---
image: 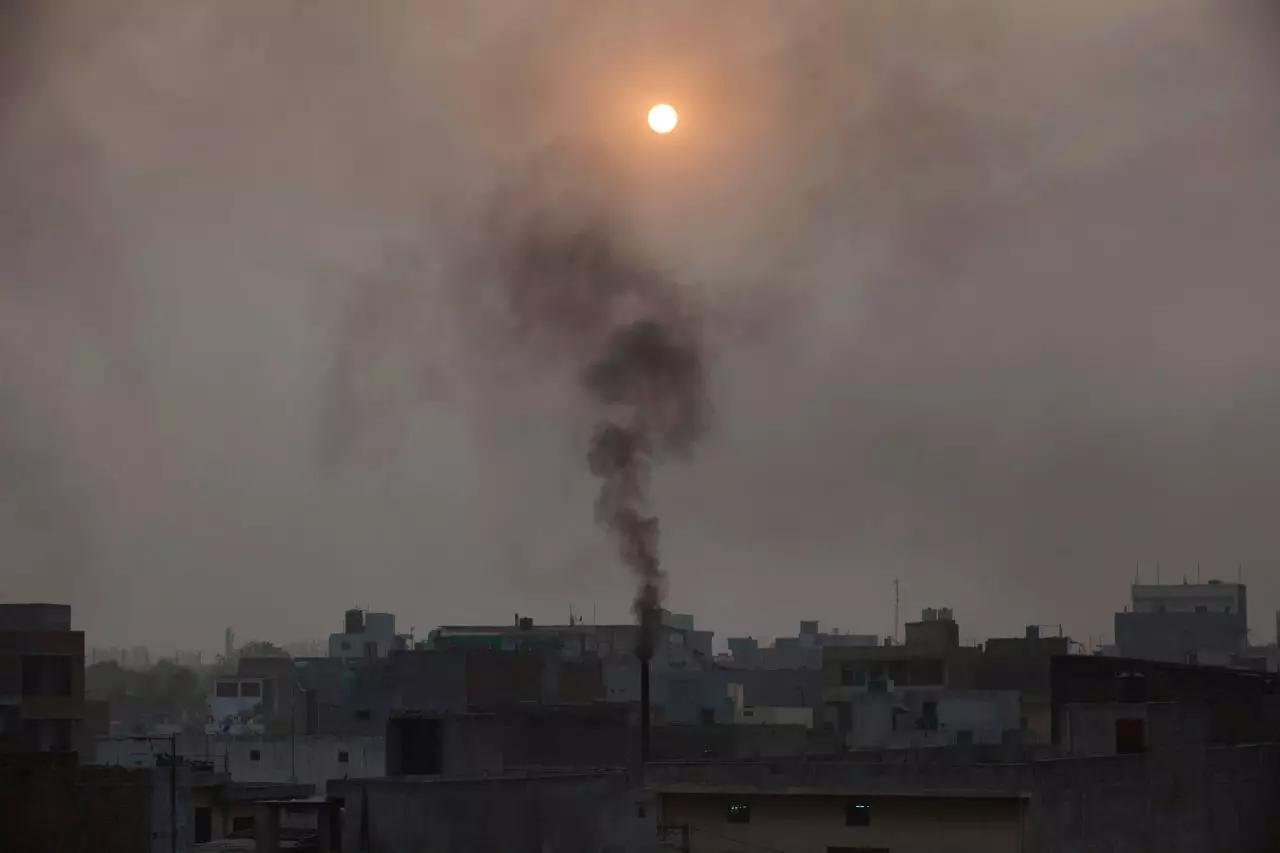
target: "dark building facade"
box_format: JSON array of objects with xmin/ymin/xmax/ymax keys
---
[
  {"xmin": 0, "ymin": 604, "xmax": 86, "ymax": 753},
  {"xmin": 1049, "ymin": 654, "xmax": 1280, "ymax": 745}
]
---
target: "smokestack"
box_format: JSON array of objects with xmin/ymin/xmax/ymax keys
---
[{"xmin": 638, "ymin": 646, "xmax": 651, "ymax": 766}]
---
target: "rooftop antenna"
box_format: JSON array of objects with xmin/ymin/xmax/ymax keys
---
[
  {"xmin": 1134, "ymin": 562, "xmax": 1140, "ymax": 584},
  {"xmin": 1156, "ymin": 562, "xmax": 1161, "ymax": 584},
  {"xmin": 893, "ymin": 579, "xmax": 900, "ymax": 645},
  {"xmin": 1197, "ymin": 563, "xmax": 1201, "ymax": 583}
]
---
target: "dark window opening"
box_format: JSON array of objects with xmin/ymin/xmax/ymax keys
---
[
  {"xmin": 338, "ymin": 750, "xmax": 349, "ymax": 763},
  {"xmin": 920, "ymin": 701, "xmax": 939, "ymax": 731},
  {"xmin": 239, "ymin": 681, "xmax": 261, "ymax": 698},
  {"xmin": 354, "ymin": 710, "xmax": 371, "ymax": 722},
  {"xmin": 841, "ymin": 664, "xmax": 867, "ymax": 686},
  {"xmin": 215, "ymin": 682, "xmax": 238, "ymax": 698},
  {"xmin": 1116, "ymin": 718, "xmax": 1145, "ymax": 755},
  {"xmin": 340, "ymin": 641, "xmax": 351, "ymax": 652},
  {"xmin": 249, "ymin": 749, "xmax": 261, "ymax": 761},
  {"xmin": 834, "ymin": 702, "xmax": 852, "ymax": 733},
  {"xmin": 391, "ymin": 718, "xmax": 442, "ymax": 775},
  {"xmin": 845, "ymin": 800, "xmax": 872, "ymax": 826},
  {"xmin": 232, "ymin": 816, "xmax": 255, "ymax": 834},
  {"xmin": 20, "ymin": 655, "xmax": 72, "ymax": 697},
  {"xmin": 956, "ymin": 729, "xmax": 974, "ymax": 746},
  {"xmin": 727, "ymin": 801, "xmax": 751, "ymax": 824},
  {"xmin": 194, "ymin": 807, "xmax": 213, "ymax": 844}
]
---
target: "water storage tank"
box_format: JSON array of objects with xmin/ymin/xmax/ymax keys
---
[{"xmin": 344, "ymin": 608, "xmax": 365, "ymax": 634}]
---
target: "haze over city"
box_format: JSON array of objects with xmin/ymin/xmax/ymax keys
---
[{"xmin": 3, "ymin": 0, "xmax": 1280, "ymax": 654}]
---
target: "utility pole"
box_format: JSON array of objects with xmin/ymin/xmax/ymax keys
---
[{"xmin": 170, "ymin": 733, "xmax": 177, "ymax": 853}]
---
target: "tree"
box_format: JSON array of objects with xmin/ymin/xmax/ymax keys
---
[{"xmin": 237, "ymin": 640, "xmax": 290, "ymax": 659}]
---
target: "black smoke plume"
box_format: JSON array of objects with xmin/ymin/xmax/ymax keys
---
[
  {"xmin": 489, "ymin": 155, "xmax": 706, "ymax": 654},
  {"xmin": 585, "ymin": 319, "xmax": 705, "ymax": 655}
]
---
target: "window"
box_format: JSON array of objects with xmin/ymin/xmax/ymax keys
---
[
  {"xmin": 215, "ymin": 681, "xmax": 238, "ymax": 698},
  {"xmin": 338, "ymin": 751, "xmax": 350, "ymax": 763},
  {"xmin": 239, "ymin": 681, "xmax": 262, "ymax": 698},
  {"xmin": 20, "ymin": 656, "xmax": 72, "ymax": 697},
  {"xmin": 845, "ymin": 800, "xmax": 872, "ymax": 826},
  {"xmin": 920, "ymin": 701, "xmax": 939, "ymax": 732},
  {"xmin": 355, "ymin": 710, "xmax": 371, "ymax": 722},
  {"xmin": 956, "ymin": 729, "xmax": 974, "ymax": 746},
  {"xmin": 727, "ymin": 801, "xmax": 751, "ymax": 824},
  {"xmin": 232, "ymin": 816, "xmax": 255, "ymax": 833},
  {"xmin": 249, "ymin": 749, "xmax": 261, "ymax": 761},
  {"xmin": 340, "ymin": 641, "xmax": 351, "ymax": 651},
  {"xmin": 840, "ymin": 664, "xmax": 867, "ymax": 687},
  {"xmin": 194, "ymin": 807, "xmax": 213, "ymax": 844}
]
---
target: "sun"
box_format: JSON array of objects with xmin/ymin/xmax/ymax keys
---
[{"xmin": 647, "ymin": 103, "xmax": 678, "ymax": 134}]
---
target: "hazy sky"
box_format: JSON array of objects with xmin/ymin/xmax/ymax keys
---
[{"xmin": 3, "ymin": 1, "xmax": 1279, "ymax": 652}]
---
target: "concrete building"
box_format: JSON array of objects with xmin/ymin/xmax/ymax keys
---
[
  {"xmin": 730, "ymin": 621, "xmax": 879, "ymax": 670},
  {"xmin": 208, "ymin": 676, "xmax": 270, "ymax": 734},
  {"xmin": 1047, "ymin": 653, "xmax": 1280, "ymax": 746},
  {"xmin": 978, "ymin": 627, "xmax": 1072, "ymax": 742},
  {"xmin": 188, "ymin": 775, "xmax": 314, "ymax": 845},
  {"xmin": 1115, "ymin": 580, "xmax": 1249, "ymax": 665},
  {"xmin": 649, "ymin": 744, "xmax": 1280, "ymax": 853},
  {"xmin": 841, "ymin": 689, "xmax": 1022, "ymax": 750},
  {"xmin": 823, "ymin": 610, "xmax": 984, "ymax": 741},
  {"xmin": 326, "ymin": 714, "xmax": 653, "ymax": 852},
  {"xmin": 334, "ymin": 647, "xmax": 608, "ymax": 735},
  {"xmin": 0, "ymin": 603, "xmax": 87, "ymax": 754},
  {"xmin": 726, "ymin": 683, "xmax": 813, "ymax": 728},
  {"xmin": 431, "ymin": 612, "xmax": 711, "ymax": 667},
  {"xmin": 96, "ymin": 733, "xmax": 387, "ymax": 790},
  {"xmin": 329, "ymin": 609, "xmax": 401, "ymax": 661}
]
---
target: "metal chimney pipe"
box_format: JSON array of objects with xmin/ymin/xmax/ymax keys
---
[{"xmin": 638, "ymin": 649, "xmax": 652, "ymax": 765}]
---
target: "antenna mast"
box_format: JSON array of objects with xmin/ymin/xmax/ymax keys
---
[{"xmin": 894, "ymin": 579, "xmax": 900, "ymax": 644}]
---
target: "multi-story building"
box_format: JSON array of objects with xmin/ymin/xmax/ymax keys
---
[
  {"xmin": 0, "ymin": 603, "xmax": 86, "ymax": 753},
  {"xmin": 1115, "ymin": 580, "xmax": 1248, "ymax": 665},
  {"xmin": 430, "ymin": 609, "xmax": 712, "ymax": 666},
  {"xmin": 328, "ymin": 609, "xmax": 403, "ymax": 660},
  {"xmin": 728, "ymin": 621, "xmax": 879, "ymax": 670}
]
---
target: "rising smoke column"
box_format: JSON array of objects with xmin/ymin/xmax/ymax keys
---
[
  {"xmin": 485, "ymin": 151, "xmax": 707, "ymax": 654},
  {"xmin": 585, "ymin": 319, "xmax": 705, "ymax": 655}
]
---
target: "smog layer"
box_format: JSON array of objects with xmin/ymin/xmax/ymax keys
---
[{"xmin": 2, "ymin": 1, "xmax": 1278, "ymax": 648}]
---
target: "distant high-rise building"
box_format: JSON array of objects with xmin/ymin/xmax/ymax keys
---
[{"xmin": 1115, "ymin": 580, "xmax": 1248, "ymax": 665}]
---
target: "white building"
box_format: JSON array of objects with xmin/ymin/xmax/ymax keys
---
[
  {"xmin": 1131, "ymin": 581, "xmax": 1246, "ymax": 617},
  {"xmin": 328, "ymin": 609, "xmax": 399, "ymax": 660},
  {"xmin": 726, "ymin": 683, "xmax": 813, "ymax": 728}
]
